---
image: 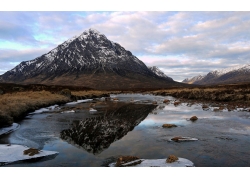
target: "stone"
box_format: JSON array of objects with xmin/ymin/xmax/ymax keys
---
[
  {"xmin": 202, "ymin": 105, "xmax": 209, "ymax": 109},
  {"xmin": 174, "ymin": 101, "xmax": 181, "ymax": 106},
  {"xmin": 163, "ymin": 99, "xmax": 170, "ymax": 103},
  {"xmin": 190, "ymin": 116, "xmax": 198, "ymax": 121},
  {"xmin": 162, "ymin": 124, "xmax": 177, "ymax": 128},
  {"xmin": 166, "ymin": 155, "xmax": 179, "ymax": 163}
]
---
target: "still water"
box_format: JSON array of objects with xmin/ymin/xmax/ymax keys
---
[{"xmin": 1, "ymin": 94, "xmax": 250, "ymax": 167}]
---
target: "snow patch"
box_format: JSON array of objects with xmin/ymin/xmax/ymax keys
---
[
  {"xmin": 0, "ymin": 144, "xmax": 58, "ymax": 165},
  {"xmin": 108, "ymin": 158, "xmax": 194, "ymax": 167},
  {"xmin": 0, "ymin": 123, "xmax": 20, "ymax": 136},
  {"xmin": 66, "ymin": 99, "xmax": 93, "ymax": 105},
  {"xmin": 29, "ymin": 105, "xmax": 59, "ymax": 115}
]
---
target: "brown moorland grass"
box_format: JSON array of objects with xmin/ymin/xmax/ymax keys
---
[
  {"xmin": 150, "ymin": 84, "xmax": 250, "ymax": 105},
  {"xmin": 0, "ymin": 91, "xmax": 70, "ymax": 127},
  {"xmin": 0, "ymin": 89, "xmax": 114, "ymax": 128}
]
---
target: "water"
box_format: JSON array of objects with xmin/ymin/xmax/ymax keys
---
[{"xmin": 1, "ymin": 93, "xmax": 250, "ymax": 167}]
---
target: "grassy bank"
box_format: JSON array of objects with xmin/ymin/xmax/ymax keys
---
[
  {"xmin": 0, "ymin": 90, "xmax": 112, "ymax": 128},
  {"xmin": 0, "ymin": 91, "xmax": 70, "ymax": 127},
  {"xmin": 150, "ymin": 83, "xmax": 250, "ymax": 106}
]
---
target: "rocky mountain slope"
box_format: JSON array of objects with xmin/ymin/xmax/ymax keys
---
[
  {"xmin": 148, "ymin": 66, "xmax": 173, "ymax": 81},
  {"xmin": 0, "ymin": 28, "xmax": 179, "ymax": 90},
  {"xmin": 182, "ymin": 64, "xmax": 250, "ymax": 85}
]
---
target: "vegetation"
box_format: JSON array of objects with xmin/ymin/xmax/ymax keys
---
[
  {"xmin": 1, "ymin": 82, "xmax": 250, "ymax": 128},
  {"xmin": 150, "ymin": 83, "xmax": 250, "ymax": 105},
  {"xmin": 0, "ymin": 91, "xmax": 70, "ymax": 127}
]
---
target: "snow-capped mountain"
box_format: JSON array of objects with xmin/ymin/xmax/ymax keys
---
[
  {"xmin": 148, "ymin": 66, "xmax": 173, "ymax": 81},
  {"xmin": 0, "ymin": 28, "xmax": 178, "ymax": 89},
  {"xmin": 60, "ymin": 103, "xmax": 156, "ymax": 154},
  {"xmin": 182, "ymin": 64, "xmax": 250, "ymax": 85},
  {"xmin": 182, "ymin": 75, "xmax": 205, "ymax": 84}
]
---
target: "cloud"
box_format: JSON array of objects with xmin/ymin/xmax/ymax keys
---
[{"xmin": 0, "ymin": 11, "xmax": 250, "ymax": 82}]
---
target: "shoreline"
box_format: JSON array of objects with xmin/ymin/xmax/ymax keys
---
[
  {"xmin": 1, "ymin": 82, "xmax": 250, "ymax": 128},
  {"xmin": 0, "ymin": 90, "xmax": 111, "ymax": 128}
]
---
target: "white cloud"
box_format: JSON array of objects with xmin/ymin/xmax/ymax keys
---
[{"xmin": 1, "ymin": 11, "xmax": 250, "ymax": 82}]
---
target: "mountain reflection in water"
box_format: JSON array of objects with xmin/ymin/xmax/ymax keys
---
[{"xmin": 60, "ymin": 103, "xmax": 157, "ymax": 154}]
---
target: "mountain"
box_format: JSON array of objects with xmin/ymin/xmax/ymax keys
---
[
  {"xmin": 182, "ymin": 64, "xmax": 250, "ymax": 85},
  {"xmin": 0, "ymin": 28, "xmax": 180, "ymax": 90},
  {"xmin": 148, "ymin": 66, "xmax": 173, "ymax": 81},
  {"xmin": 60, "ymin": 103, "xmax": 156, "ymax": 154},
  {"xmin": 182, "ymin": 75, "xmax": 205, "ymax": 84}
]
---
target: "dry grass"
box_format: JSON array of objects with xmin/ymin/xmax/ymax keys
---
[
  {"xmin": 0, "ymin": 91, "xmax": 70, "ymax": 127},
  {"xmin": 71, "ymin": 90, "xmax": 115, "ymax": 97},
  {"xmin": 151, "ymin": 84, "xmax": 250, "ymax": 104}
]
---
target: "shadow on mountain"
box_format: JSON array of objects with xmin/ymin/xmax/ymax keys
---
[{"xmin": 60, "ymin": 103, "xmax": 156, "ymax": 154}]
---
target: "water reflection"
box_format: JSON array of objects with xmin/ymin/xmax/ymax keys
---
[{"xmin": 60, "ymin": 103, "xmax": 157, "ymax": 154}]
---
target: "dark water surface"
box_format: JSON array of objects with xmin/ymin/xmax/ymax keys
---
[{"xmin": 1, "ymin": 93, "xmax": 250, "ymax": 167}]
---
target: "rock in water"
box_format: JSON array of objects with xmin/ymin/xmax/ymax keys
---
[
  {"xmin": 162, "ymin": 124, "xmax": 177, "ymax": 128},
  {"xmin": 166, "ymin": 155, "xmax": 179, "ymax": 163},
  {"xmin": 190, "ymin": 116, "xmax": 198, "ymax": 121}
]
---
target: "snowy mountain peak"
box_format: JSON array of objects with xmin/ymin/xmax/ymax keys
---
[
  {"xmin": 148, "ymin": 66, "xmax": 173, "ymax": 81},
  {"xmin": 212, "ymin": 64, "xmax": 250, "ymax": 76},
  {"xmin": 182, "ymin": 64, "xmax": 250, "ymax": 85},
  {"xmin": 0, "ymin": 28, "xmax": 176, "ymax": 89}
]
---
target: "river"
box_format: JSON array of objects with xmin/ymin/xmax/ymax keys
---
[{"xmin": 1, "ymin": 93, "xmax": 250, "ymax": 167}]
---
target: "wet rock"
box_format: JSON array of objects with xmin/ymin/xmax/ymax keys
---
[
  {"xmin": 219, "ymin": 106, "xmax": 225, "ymax": 110},
  {"xmin": 202, "ymin": 105, "xmax": 209, "ymax": 109},
  {"xmin": 152, "ymin": 101, "xmax": 157, "ymax": 105},
  {"xmin": 23, "ymin": 148, "xmax": 40, "ymax": 156},
  {"xmin": 213, "ymin": 108, "xmax": 220, "ymax": 112},
  {"xmin": 163, "ymin": 99, "xmax": 170, "ymax": 103},
  {"xmin": 174, "ymin": 101, "xmax": 181, "ymax": 106},
  {"xmin": 162, "ymin": 124, "xmax": 177, "ymax": 128},
  {"xmin": 115, "ymin": 156, "xmax": 141, "ymax": 167},
  {"xmin": 166, "ymin": 155, "xmax": 179, "ymax": 163},
  {"xmin": 190, "ymin": 116, "xmax": 198, "ymax": 121}
]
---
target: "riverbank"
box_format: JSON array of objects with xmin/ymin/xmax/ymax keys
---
[
  {"xmin": 0, "ymin": 90, "xmax": 112, "ymax": 128},
  {"xmin": 150, "ymin": 83, "xmax": 250, "ymax": 107}
]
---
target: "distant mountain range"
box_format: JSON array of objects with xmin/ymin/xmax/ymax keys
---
[
  {"xmin": 183, "ymin": 64, "xmax": 250, "ymax": 85},
  {"xmin": 0, "ymin": 28, "xmax": 180, "ymax": 90}
]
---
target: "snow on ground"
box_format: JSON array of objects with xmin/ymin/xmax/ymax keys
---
[
  {"xmin": 0, "ymin": 144, "xmax": 58, "ymax": 165},
  {"xmin": 66, "ymin": 99, "xmax": 93, "ymax": 105},
  {"xmin": 0, "ymin": 123, "xmax": 20, "ymax": 136},
  {"xmin": 29, "ymin": 105, "xmax": 59, "ymax": 114},
  {"xmin": 108, "ymin": 158, "xmax": 194, "ymax": 167},
  {"xmin": 61, "ymin": 110, "xmax": 75, "ymax": 113}
]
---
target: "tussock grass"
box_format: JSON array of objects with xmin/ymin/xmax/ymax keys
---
[
  {"xmin": 0, "ymin": 91, "xmax": 70, "ymax": 127},
  {"xmin": 71, "ymin": 90, "xmax": 119, "ymax": 97},
  {"xmin": 151, "ymin": 85, "xmax": 250, "ymax": 104}
]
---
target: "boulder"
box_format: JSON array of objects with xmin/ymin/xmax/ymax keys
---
[
  {"xmin": 174, "ymin": 101, "xmax": 181, "ymax": 106},
  {"xmin": 190, "ymin": 116, "xmax": 198, "ymax": 121},
  {"xmin": 163, "ymin": 99, "xmax": 170, "ymax": 103},
  {"xmin": 162, "ymin": 124, "xmax": 177, "ymax": 128},
  {"xmin": 202, "ymin": 105, "xmax": 209, "ymax": 109}
]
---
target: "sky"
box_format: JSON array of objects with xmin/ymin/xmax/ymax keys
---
[{"xmin": 0, "ymin": 1, "xmax": 250, "ymax": 82}]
